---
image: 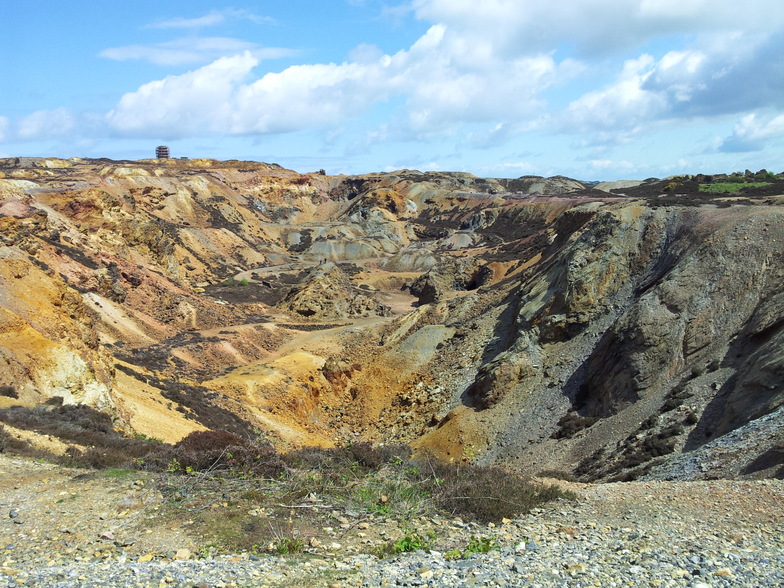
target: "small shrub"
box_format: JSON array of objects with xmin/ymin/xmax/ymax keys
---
[
  {"xmin": 65, "ymin": 445, "xmax": 158, "ymax": 470},
  {"xmin": 0, "ymin": 386, "xmax": 18, "ymax": 399},
  {"xmin": 641, "ymin": 436, "xmax": 675, "ymax": 459},
  {"xmin": 536, "ymin": 469, "xmax": 578, "ymax": 482},
  {"xmin": 282, "ymin": 443, "xmax": 411, "ymax": 479},
  {"xmin": 420, "ymin": 461, "xmax": 575, "ymax": 523},
  {"xmin": 176, "ymin": 429, "xmax": 246, "ymax": 453},
  {"xmin": 146, "ymin": 430, "xmax": 285, "ymax": 477},
  {"xmin": 347, "ymin": 442, "xmax": 412, "ymax": 470},
  {"xmin": 661, "ymin": 384, "xmax": 693, "ymax": 413},
  {"xmin": 638, "ymin": 415, "xmax": 658, "ymax": 430},
  {"xmin": 273, "ymin": 537, "xmax": 304, "ymax": 554},
  {"xmin": 102, "ymin": 468, "xmax": 140, "ymax": 480},
  {"xmin": 0, "ymin": 404, "xmax": 162, "ymax": 468},
  {"xmin": 134, "ymin": 433, "xmax": 164, "ymax": 444},
  {"xmin": 0, "ymin": 425, "xmax": 46, "ymax": 459},
  {"xmin": 464, "ymin": 536, "xmax": 498, "ymax": 554},
  {"xmin": 663, "ymin": 181, "xmax": 681, "ymax": 192},
  {"xmin": 0, "ymin": 404, "xmax": 115, "ymax": 443},
  {"xmin": 658, "ymin": 423, "xmax": 684, "ymax": 439},
  {"xmin": 551, "ymin": 412, "xmax": 598, "ymax": 439},
  {"xmin": 221, "ymin": 277, "xmax": 250, "ymax": 287},
  {"xmin": 377, "ymin": 530, "xmax": 436, "ymax": 556}
]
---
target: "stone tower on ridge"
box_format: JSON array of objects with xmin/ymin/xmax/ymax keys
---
[{"xmin": 156, "ymin": 145, "xmax": 170, "ymax": 159}]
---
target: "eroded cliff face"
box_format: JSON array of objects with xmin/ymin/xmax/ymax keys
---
[
  {"xmin": 0, "ymin": 156, "xmax": 782, "ymax": 480},
  {"xmin": 437, "ymin": 203, "xmax": 784, "ymax": 481}
]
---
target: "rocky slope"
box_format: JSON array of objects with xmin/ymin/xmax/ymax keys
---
[{"xmin": 1, "ymin": 157, "xmax": 783, "ymax": 482}]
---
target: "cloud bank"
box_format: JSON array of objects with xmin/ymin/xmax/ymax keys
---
[
  {"xmin": 104, "ymin": 1, "xmax": 784, "ymax": 144},
  {"xmin": 4, "ymin": 0, "xmax": 784, "ymax": 176}
]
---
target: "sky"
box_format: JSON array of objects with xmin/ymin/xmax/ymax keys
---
[{"xmin": 1, "ymin": 0, "xmax": 783, "ymax": 180}]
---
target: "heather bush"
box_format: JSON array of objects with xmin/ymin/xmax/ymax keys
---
[
  {"xmin": 347, "ymin": 442, "xmax": 412, "ymax": 469},
  {"xmin": 551, "ymin": 411, "xmax": 598, "ymax": 439},
  {"xmin": 143, "ymin": 430, "xmax": 286, "ymax": 478},
  {"xmin": 282, "ymin": 442, "xmax": 410, "ymax": 473},
  {"xmin": 0, "ymin": 423, "xmax": 49, "ymax": 459},
  {"xmin": 0, "ymin": 386, "xmax": 18, "ymax": 399},
  {"xmin": 0, "ymin": 404, "xmax": 115, "ymax": 445},
  {"xmin": 0, "ymin": 404, "xmax": 162, "ymax": 468},
  {"xmin": 418, "ymin": 461, "xmax": 574, "ymax": 523}
]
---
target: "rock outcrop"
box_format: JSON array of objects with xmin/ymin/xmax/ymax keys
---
[{"xmin": 278, "ymin": 263, "xmax": 391, "ymax": 319}]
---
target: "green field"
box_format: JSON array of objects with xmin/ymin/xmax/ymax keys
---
[{"xmin": 699, "ymin": 181, "xmax": 773, "ymax": 194}]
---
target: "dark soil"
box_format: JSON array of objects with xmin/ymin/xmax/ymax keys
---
[{"xmin": 205, "ymin": 271, "xmax": 306, "ymax": 305}]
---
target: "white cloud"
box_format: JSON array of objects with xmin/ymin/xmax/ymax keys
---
[
  {"xmin": 148, "ymin": 12, "xmax": 225, "ymax": 29},
  {"xmin": 106, "ymin": 50, "xmax": 393, "ymax": 138},
  {"xmin": 651, "ymin": 50, "xmax": 708, "ymax": 102},
  {"xmin": 348, "ymin": 43, "xmax": 385, "ymax": 64},
  {"xmin": 497, "ymin": 161, "xmax": 536, "ymax": 174},
  {"xmin": 145, "ymin": 9, "xmax": 272, "ymax": 30},
  {"xmin": 560, "ymin": 55, "xmax": 667, "ymax": 139},
  {"xmin": 399, "ymin": 44, "xmax": 560, "ymax": 136},
  {"xmin": 107, "ymin": 53, "xmax": 259, "ymax": 137},
  {"xmin": 0, "ymin": 116, "xmax": 8, "ymax": 141},
  {"xmin": 466, "ymin": 123, "xmax": 513, "ymax": 149},
  {"xmin": 18, "ymin": 108, "xmax": 76, "ymax": 139},
  {"xmin": 95, "ymin": 0, "xmax": 784, "ymax": 158},
  {"xmin": 229, "ymin": 61, "xmax": 384, "ymax": 134},
  {"xmin": 100, "ymin": 38, "xmax": 295, "ymax": 66},
  {"xmin": 104, "ymin": 21, "xmax": 564, "ymax": 140},
  {"xmin": 718, "ymin": 113, "xmax": 784, "ymax": 153},
  {"xmin": 557, "ymin": 24, "xmax": 784, "ymax": 146},
  {"xmin": 589, "ymin": 159, "xmax": 638, "ymax": 171},
  {"xmin": 412, "ymin": 0, "xmax": 784, "ymax": 56},
  {"xmin": 644, "ymin": 34, "xmax": 784, "ymax": 118}
]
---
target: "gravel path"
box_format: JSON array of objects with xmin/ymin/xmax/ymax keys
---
[{"xmin": 1, "ymin": 455, "xmax": 782, "ymax": 587}]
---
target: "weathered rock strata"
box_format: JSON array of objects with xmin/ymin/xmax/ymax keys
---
[{"xmin": 1, "ymin": 156, "xmax": 783, "ymax": 481}]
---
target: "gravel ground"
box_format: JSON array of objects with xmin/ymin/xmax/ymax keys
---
[{"xmin": 1, "ymin": 454, "xmax": 782, "ymax": 587}]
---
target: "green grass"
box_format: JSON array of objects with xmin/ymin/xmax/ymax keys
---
[
  {"xmin": 376, "ymin": 530, "xmax": 437, "ymax": 556},
  {"xmin": 222, "ymin": 277, "xmax": 250, "ymax": 286},
  {"xmin": 445, "ymin": 536, "xmax": 499, "ymax": 559},
  {"xmin": 465, "ymin": 536, "xmax": 498, "ymax": 554},
  {"xmin": 699, "ymin": 182, "xmax": 772, "ymax": 194},
  {"xmin": 102, "ymin": 468, "xmax": 144, "ymax": 480},
  {"xmin": 273, "ymin": 537, "xmax": 305, "ymax": 554}
]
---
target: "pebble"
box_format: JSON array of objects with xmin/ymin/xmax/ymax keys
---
[{"xmin": 5, "ymin": 525, "xmax": 780, "ymax": 588}]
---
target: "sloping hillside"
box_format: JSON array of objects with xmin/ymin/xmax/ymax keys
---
[{"xmin": 1, "ymin": 156, "xmax": 782, "ymax": 481}]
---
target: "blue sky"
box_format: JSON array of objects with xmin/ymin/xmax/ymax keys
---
[{"xmin": 1, "ymin": 0, "xmax": 783, "ymax": 180}]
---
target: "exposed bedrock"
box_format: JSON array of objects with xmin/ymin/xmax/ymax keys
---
[
  {"xmin": 2, "ymin": 156, "xmax": 784, "ymax": 480},
  {"xmin": 452, "ymin": 205, "xmax": 784, "ymax": 481}
]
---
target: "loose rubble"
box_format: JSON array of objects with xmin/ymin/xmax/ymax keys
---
[{"xmin": 1, "ymin": 455, "xmax": 781, "ymax": 587}]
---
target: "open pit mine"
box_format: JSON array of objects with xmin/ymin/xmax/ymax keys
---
[{"xmin": 1, "ymin": 156, "xmax": 783, "ymax": 482}]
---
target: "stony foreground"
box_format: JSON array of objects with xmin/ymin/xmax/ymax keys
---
[{"xmin": 1, "ymin": 456, "xmax": 782, "ymax": 587}]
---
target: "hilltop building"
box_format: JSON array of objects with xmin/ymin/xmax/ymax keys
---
[{"xmin": 156, "ymin": 146, "xmax": 170, "ymax": 159}]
